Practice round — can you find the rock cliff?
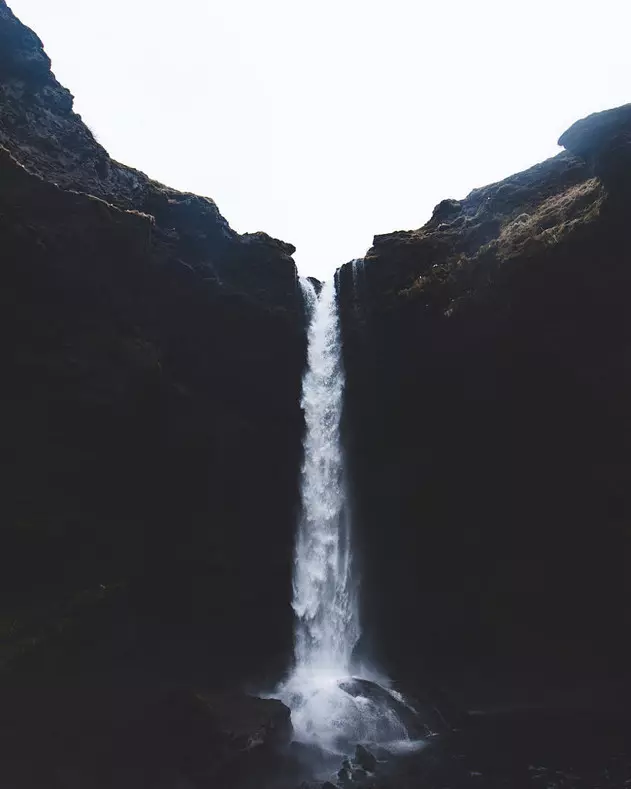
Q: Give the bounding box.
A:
[3,0,631,778]
[0,0,306,686]
[0,0,298,305]
[338,104,631,696]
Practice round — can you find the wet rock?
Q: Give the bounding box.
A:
[308,276,323,295]
[355,744,377,772]
[337,763,353,787]
[337,678,426,737]
[350,766,369,784]
[197,692,292,750]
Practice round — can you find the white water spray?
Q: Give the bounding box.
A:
[298,276,317,314]
[275,278,418,755]
[293,278,359,673]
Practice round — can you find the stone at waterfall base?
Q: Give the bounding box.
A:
[354,744,377,772]
[277,672,432,754]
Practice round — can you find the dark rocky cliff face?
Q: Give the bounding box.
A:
[0,0,305,684]
[3,0,631,771]
[338,105,631,697]
[0,1,299,306]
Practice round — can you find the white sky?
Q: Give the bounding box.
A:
[8,0,630,278]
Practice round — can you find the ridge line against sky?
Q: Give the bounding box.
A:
[7,0,630,278]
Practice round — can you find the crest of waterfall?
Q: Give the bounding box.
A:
[299,276,317,315]
[293,278,359,673]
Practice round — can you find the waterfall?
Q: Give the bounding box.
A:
[299,276,317,314]
[293,278,359,674]
[275,278,416,756]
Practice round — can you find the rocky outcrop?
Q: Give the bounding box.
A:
[305,702,631,789]
[559,103,631,194]
[0,1,306,684]
[338,104,631,695]
[0,0,298,306]
[0,685,291,788]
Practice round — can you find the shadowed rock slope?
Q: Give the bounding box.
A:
[0,0,306,685]
[338,104,631,699]
[0,0,297,304]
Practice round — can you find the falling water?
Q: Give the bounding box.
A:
[275,277,417,755]
[293,277,359,673]
[299,276,317,314]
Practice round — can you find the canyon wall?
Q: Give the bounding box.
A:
[2,0,630,703]
[338,105,631,696]
[0,0,305,682]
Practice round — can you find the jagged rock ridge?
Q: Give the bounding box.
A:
[0,0,298,306]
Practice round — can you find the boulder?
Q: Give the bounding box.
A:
[354,744,377,772]
[337,678,426,737]
[198,692,292,750]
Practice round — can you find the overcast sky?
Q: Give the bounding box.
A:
[8,0,630,278]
